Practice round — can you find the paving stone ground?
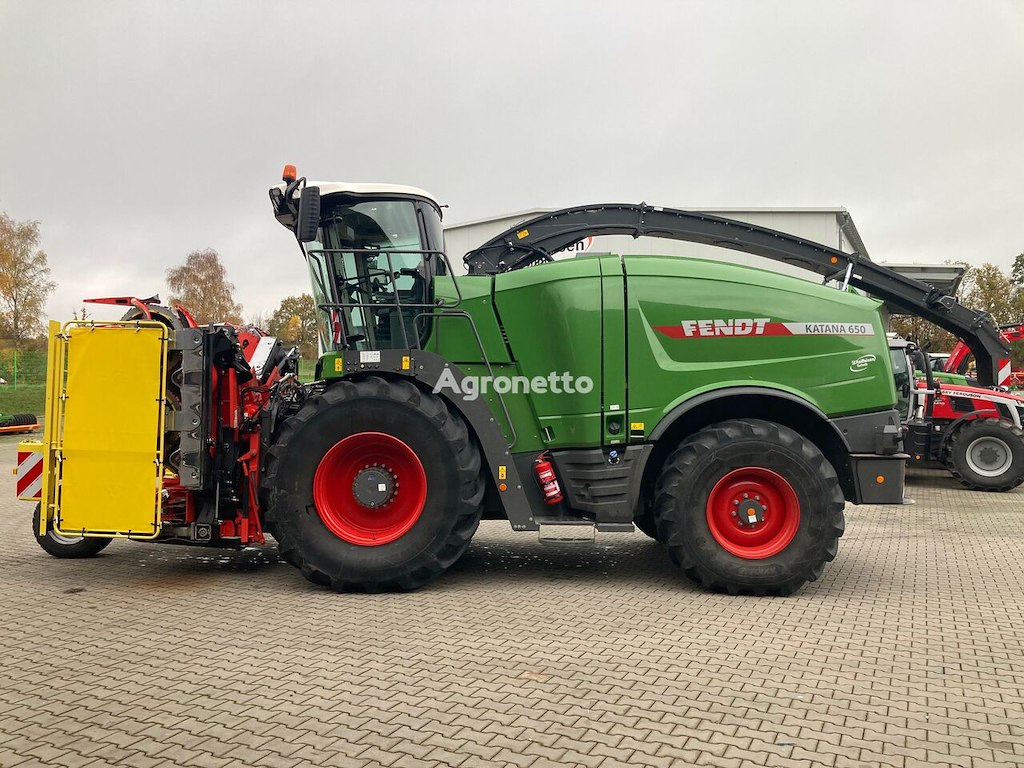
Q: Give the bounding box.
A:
[1,433,1022,768]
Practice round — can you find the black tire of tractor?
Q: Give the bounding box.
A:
[633,508,660,541]
[653,419,845,596]
[945,419,1024,492]
[31,504,112,558]
[261,376,485,592]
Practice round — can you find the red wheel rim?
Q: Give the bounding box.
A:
[705,467,800,560]
[313,432,427,546]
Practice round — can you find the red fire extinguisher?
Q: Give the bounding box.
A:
[534,452,564,505]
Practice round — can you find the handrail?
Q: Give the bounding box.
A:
[307,248,462,351]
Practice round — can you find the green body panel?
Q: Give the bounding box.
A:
[622,256,896,430]
[931,371,970,386]
[489,258,605,450]
[439,362,540,447]
[318,351,344,379]
[425,275,511,364]
[356,253,897,453]
[599,254,628,445]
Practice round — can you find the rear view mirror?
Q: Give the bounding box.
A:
[296,186,321,242]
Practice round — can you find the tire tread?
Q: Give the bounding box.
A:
[653,419,844,596]
[262,376,484,592]
[945,418,1024,492]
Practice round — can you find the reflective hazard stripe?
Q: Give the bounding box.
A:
[16,451,43,499]
[999,359,1012,388]
[331,309,344,345]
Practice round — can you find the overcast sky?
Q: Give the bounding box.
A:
[1,1,1022,321]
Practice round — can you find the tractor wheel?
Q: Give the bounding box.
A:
[31,504,112,558]
[946,419,1024,491]
[653,419,845,596]
[633,507,660,541]
[262,376,484,592]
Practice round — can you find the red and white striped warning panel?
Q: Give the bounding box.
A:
[999,359,1012,388]
[331,308,344,345]
[16,449,43,500]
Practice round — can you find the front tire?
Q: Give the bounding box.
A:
[633,506,660,540]
[32,504,112,558]
[946,419,1024,491]
[654,419,845,596]
[262,377,484,592]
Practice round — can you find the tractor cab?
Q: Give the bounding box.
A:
[888,335,916,421]
[270,167,448,355]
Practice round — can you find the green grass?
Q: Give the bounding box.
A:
[0,385,45,416]
[298,358,317,383]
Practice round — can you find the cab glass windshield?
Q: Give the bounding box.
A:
[303,198,437,352]
[890,348,912,419]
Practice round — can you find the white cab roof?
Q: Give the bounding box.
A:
[273,181,440,209]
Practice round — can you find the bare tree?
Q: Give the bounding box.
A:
[165,248,243,324]
[0,212,56,348]
[246,309,271,330]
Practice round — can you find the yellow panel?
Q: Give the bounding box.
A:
[54,323,167,538]
[39,321,62,535]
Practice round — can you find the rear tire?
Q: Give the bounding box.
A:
[32,504,112,558]
[262,376,484,592]
[654,419,845,596]
[946,419,1024,491]
[633,507,660,541]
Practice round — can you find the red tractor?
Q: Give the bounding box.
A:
[891,336,1024,490]
[943,321,1024,388]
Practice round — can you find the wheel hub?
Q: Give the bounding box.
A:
[352,465,397,508]
[48,529,85,545]
[313,432,427,546]
[706,467,800,560]
[734,495,766,527]
[965,435,1013,478]
[977,445,1002,467]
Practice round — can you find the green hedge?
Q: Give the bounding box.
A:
[0,348,47,386]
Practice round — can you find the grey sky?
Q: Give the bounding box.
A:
[1,0,1022,322]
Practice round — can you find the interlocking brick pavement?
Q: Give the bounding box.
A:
[1,434,1023,768]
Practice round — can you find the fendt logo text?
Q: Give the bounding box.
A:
[678,318,769,337]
